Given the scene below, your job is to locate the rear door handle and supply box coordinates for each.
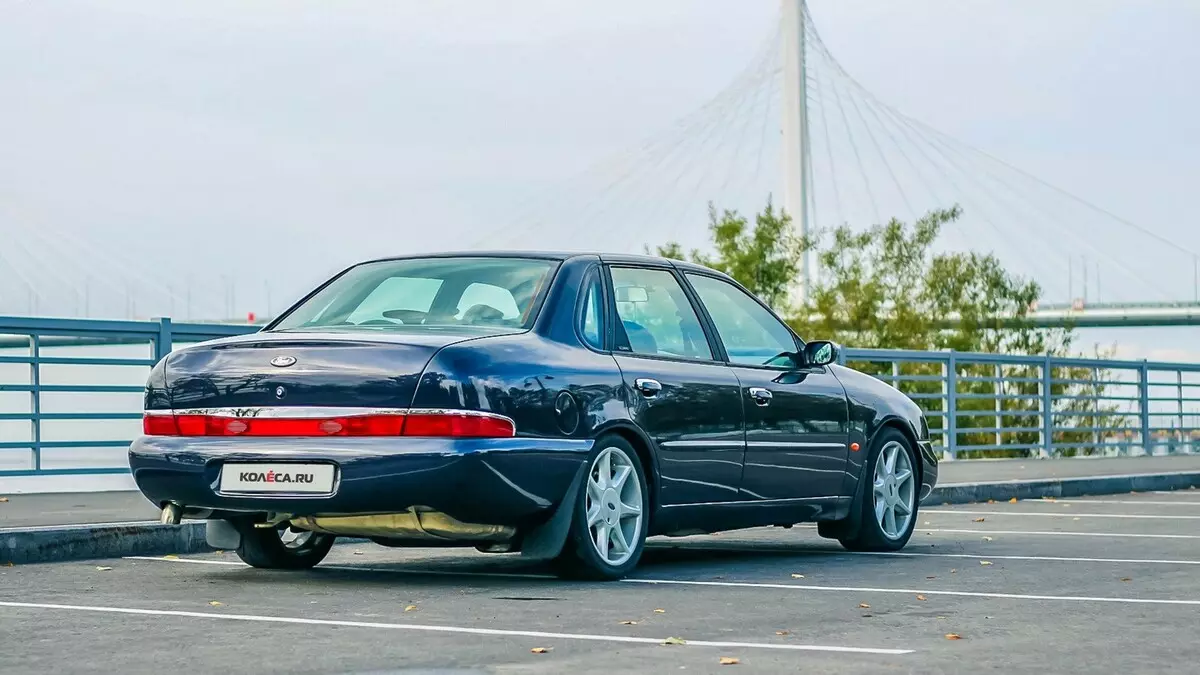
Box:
[748,387,773,406]
[634,378,662,397]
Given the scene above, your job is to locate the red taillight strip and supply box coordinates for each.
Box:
[142,407,515,438]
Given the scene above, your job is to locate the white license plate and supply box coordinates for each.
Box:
[219,463,336,494]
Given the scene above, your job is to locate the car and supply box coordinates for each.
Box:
[130,252,938,579]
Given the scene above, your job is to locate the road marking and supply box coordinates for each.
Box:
[0,600,912,655]
[924,509,1200,520]
[124,556,557,579]
[645,546,1200,566]
[917,528,1200,539]
[625,579,1200,606]
[1049,499,1200,507]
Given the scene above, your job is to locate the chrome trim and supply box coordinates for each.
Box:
[660,495,849,508]
[660,440,741,449]
[746,441,847,449]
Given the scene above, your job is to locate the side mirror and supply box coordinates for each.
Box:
[803,340,840,367]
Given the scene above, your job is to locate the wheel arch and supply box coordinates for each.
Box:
[876,417,923,487]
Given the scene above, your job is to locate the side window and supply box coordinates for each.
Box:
[579,269,604,350]
[686,274,797,367]
[609,267,713,360]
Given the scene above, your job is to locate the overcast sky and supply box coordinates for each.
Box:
[2,0,1199,358]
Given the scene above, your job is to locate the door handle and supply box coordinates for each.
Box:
[748,387,773,406]
[634,378,662,397]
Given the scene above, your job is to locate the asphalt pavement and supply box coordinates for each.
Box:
[2,489,1198,674]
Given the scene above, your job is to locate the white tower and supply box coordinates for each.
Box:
[781,0,811,305]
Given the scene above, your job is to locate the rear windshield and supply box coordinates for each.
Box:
[271,257,557,332]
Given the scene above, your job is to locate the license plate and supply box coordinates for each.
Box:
[219,463,336,494]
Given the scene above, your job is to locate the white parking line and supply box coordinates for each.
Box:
[923,510,1200,520]
[1049,499,1200,507]
[625,579,1200,606]
[128,555,1200,605]
[646,547,1200,566]
[0,600,912,655]
[917,528,1200,539]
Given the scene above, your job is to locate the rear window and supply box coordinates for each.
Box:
[272,257,557,332]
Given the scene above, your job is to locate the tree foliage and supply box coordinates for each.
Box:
[654,200,1127,458]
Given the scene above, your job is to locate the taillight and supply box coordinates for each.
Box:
[142,410,514,438]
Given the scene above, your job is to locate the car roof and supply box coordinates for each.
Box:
[358,250,722,275]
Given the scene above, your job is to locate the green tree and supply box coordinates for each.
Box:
[654,201,1127,458]
[651,199,805,311]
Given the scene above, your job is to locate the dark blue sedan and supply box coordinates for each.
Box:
[130,252,937,579]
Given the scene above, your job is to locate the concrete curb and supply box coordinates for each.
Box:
[4,471,1199,565]
[928,470,1200,505]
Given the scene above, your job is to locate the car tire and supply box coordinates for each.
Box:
[836,428,920,552]
[555,435,650,581]
[235,522,336,570]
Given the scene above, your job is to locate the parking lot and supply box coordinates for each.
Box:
[2,489,1198,674]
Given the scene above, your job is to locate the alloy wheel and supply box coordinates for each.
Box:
[872,440,916,540]
[584,446,644,566]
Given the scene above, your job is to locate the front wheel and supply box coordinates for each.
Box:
[555,436,649,580]
[837,429,920,552]
[235,522,335,569]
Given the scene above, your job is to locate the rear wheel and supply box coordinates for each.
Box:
[235,522,335,569]
[555,436,649,580]
[833,429,919,552]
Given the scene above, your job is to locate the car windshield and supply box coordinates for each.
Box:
[270,257,557,332]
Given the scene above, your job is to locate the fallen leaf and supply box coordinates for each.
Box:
[926,576,937,580]
[404,605,418,612]
[980,560,993,566]
[95,566,113,571]
[163,554,179,560]
[861,613,873,618]
[945,633,964,640]
[951,568,958,573]
[1008,497,1018,503]
[982,536,993,542]
[1042,496,1057,502]
[916,595,927,601]
[531,647,550,654]
[987,499,995,504]
[654,608,666,614]
[790,574,805,579]
[662,637,687,646]
[353,550,364,555]
[1073,517,1080,521]
[213,550,224,555]
[972,517,986,523]
[0,497,9,502]
[858,603,870,609]
[208,601,223,606]
[719,657,741,665]
[620,620,639,625]
[923,521,931,526]
[1120,577,1132,582]
[5,562,12,567]
[1062,503,1071,508]
[775,630,790,636]
[937,616,947,619]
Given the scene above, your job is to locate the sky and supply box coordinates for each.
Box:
[2,0,1199,359]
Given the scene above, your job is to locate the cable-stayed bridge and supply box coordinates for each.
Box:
[1,0,1196,326]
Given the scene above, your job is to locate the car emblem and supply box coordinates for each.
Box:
[275,386,287,399]
[270,355,297,368]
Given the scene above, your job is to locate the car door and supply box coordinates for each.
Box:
[606,264,745,506]
[684,272,849,501]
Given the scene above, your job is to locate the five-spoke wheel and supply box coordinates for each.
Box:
[822,428,920,552]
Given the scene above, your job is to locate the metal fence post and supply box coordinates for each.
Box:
[945,350,957,461]
[154,317,173,363]
[1041,353,1053,459]
[1178,370,1185,455]
[29,334,41,472]
[994,363,1003,449]
[1138,361,1152,456]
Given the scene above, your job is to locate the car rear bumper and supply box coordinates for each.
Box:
[917,440,939,502]
[128,435,593,526]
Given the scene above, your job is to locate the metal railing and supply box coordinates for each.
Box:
[841,348,1200,460]
[1,316,1197,477]
[0,317,254,477]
